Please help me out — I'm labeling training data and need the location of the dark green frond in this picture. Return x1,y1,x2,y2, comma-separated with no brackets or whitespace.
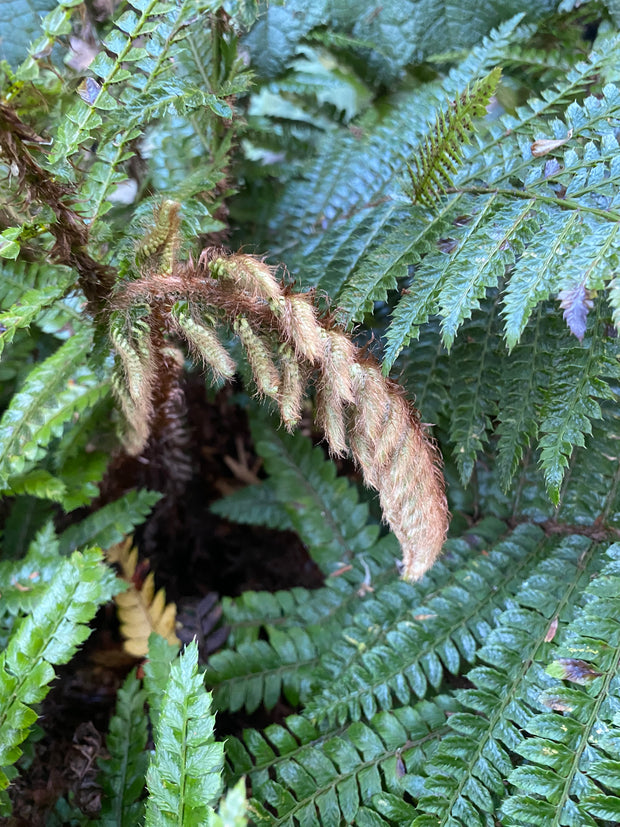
57,489,162,554
211,480,293,533
246,414,381,572
205,625,322,714
305,523,543,728
226,696,457,827
98,669,149,827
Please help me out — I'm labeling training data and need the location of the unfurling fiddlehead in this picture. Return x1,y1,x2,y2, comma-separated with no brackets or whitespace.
109,207,449,580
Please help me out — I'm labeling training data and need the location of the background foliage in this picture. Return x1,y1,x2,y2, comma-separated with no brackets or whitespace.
2,0,620,824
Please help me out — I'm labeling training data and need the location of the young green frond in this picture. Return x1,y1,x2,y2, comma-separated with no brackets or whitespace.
0,549,119,797
145,641,224,826
0,330,108,487
407,67,502,209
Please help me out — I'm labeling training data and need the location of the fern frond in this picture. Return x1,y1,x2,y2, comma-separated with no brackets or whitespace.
2,468,66,504
205,626,321,714
211,480,294,533
554,399,620,527
407,67,501,209
412,534,603,826
375,39,620,368
143,632,180,734
381,192,493,367
50,0,181,166
537,311,620,504
335,205,453,328
0,329,106,486
226,695,457,827
0,522,63,644
0,282,72,357
0,548,119,796
495,305,547,489
246,414,380,572
397,321,450,429
502,541,620,825
145,640,224,826
221,586,329,647
57,489,162,554
66,0,237,221
98,669,149,827
106,538,180,657
305,523,546,728
266,17,528,289
447,304,502,484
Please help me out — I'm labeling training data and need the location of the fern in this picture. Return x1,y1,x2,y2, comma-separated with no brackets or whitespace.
98,669,149,827
0,547,119,804
382,43,620,365
4,1,620,822
265,16,529,289
0,329,108,486
305,522,545,727
502,542,620,825
411,534,604,826
407,67,502,209
244,413,381,572
226,695,457,826
143,633,181,734
211,479,293,532
145,640,224,826
106,538,180,657
537,309,620,503
57,489,162,554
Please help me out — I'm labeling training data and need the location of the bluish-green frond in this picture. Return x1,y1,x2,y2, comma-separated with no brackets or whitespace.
412,533,606,827
502,541,620,826
537,308,620,504
305,522,543,728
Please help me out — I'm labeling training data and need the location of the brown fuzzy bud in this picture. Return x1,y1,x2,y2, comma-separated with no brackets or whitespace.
109,312,156,455
136,200,181,274
279,347,304,430
110,248,449,579
172,305,236,380
276,294,323,363
349,361,448,581
211,254,283,304
235,317,280,399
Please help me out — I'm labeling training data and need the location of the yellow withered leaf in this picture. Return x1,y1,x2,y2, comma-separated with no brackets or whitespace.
106,538,180,657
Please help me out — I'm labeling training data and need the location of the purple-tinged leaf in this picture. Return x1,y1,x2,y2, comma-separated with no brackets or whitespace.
559,283,593,341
